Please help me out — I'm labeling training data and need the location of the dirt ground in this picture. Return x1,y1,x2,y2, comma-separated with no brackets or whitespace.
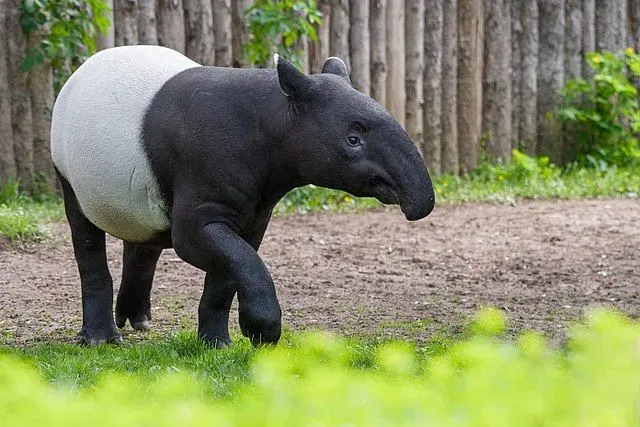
1,199,638,346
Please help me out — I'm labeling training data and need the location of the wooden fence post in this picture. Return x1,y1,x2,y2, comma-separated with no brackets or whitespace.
114,0,139,46
213,0,233,66
138,0,158,44
537,0,565,164
423,0,443,173
0,0,17,185
184,0,215,64
7,0,34,191
386,0,405,125
369,0,387,105
441,0,458,173
519,0,538,154
330,0,351,68
350,0,371,95
458,0,483,173
405,0,424,145
157,0,186,53
483,0,512,162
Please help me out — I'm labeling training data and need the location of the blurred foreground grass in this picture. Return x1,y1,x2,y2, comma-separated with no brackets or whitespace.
0,308,638,425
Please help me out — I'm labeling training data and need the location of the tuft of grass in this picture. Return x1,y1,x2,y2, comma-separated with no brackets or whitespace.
435,151,640,204
0,181,63,244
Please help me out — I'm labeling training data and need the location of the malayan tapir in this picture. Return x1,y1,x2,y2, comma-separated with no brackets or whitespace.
51,45,435,347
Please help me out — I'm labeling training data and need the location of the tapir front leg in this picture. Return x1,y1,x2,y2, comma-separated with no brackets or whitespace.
172,212,281,347
196,210,273,347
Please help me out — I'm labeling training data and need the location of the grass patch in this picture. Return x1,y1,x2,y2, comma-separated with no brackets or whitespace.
0,309,638,425
0,181,63,244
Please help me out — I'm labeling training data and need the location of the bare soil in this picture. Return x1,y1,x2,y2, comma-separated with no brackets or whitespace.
1,199,638,346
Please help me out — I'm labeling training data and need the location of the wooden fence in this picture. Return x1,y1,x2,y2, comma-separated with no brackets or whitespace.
0,0,638,191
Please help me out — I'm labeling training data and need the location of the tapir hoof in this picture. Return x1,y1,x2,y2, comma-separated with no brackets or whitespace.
115,311,151,331
239,310,281,348
76,327,122,346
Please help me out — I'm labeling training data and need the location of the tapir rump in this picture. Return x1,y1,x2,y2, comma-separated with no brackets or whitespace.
51,45,435,347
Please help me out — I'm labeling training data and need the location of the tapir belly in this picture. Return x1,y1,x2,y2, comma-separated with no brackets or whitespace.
51,46,200,242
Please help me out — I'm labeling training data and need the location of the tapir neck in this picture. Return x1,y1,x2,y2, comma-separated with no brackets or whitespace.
251,85,308,209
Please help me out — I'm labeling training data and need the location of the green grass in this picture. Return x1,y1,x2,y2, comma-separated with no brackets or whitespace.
2,151,638,243
0,309,638,425
0,181,63,244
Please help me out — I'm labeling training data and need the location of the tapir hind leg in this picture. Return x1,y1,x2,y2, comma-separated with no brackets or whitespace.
57,171,122,345
115,243,162,331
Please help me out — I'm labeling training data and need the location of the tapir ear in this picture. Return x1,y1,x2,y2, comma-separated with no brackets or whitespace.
321,57,351,85
275,53,312,99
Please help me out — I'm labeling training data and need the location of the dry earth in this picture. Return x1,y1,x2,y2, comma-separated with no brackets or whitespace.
1,199,638,346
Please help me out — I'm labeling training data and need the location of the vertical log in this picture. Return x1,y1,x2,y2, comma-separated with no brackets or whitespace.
97,0,116,50
7,0,34,191
537,0,565,163
405,0,424,145
631,0,640,50
595,0,624,51
157,0,186,53
441,0,457,173
232,0,252,67
350,0,370,95
310,0,331,74
28,28,56,190
564,0,583,161
138,0,158,44
386,0,405,125
184,0,214,64
565,0,582,79
582,0,595,78
423,0,443,173
457,0,483,173
483,0,512,162
213,0,233,66
520,0,538,154
330,0,351,69
617,0,628,50
369,0,387,104
510,0,522,148
0,0,16,184
114,0,139,46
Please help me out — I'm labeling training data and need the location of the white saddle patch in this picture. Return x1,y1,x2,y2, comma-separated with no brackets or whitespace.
51,45,200,242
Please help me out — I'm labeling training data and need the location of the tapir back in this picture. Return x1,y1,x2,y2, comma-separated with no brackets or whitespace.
51,46,200,242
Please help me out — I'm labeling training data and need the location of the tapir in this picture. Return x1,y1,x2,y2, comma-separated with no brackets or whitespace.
51,45,435,347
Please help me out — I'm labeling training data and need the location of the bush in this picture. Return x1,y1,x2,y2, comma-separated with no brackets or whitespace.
1,309,639,425
557,49,640,169
245,0,321,68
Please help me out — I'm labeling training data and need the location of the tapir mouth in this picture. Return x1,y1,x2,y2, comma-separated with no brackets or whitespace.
369,175,400,205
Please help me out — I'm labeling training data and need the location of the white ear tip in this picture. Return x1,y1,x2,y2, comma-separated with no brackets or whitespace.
274,53,280,66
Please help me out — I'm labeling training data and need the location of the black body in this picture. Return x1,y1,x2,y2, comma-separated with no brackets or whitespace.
61,56,435,347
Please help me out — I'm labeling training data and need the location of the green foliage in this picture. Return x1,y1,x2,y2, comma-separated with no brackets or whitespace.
20,0,111,89
1,309,639,425
435,149,640,204
245,0,322,68
0,181,63,243
557,49,640,169
275,184,380,215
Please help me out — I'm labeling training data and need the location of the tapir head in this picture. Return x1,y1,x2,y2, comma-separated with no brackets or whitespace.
276,55,435,221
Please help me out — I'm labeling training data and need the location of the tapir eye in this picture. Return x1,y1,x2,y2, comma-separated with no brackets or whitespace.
347,136,361,147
